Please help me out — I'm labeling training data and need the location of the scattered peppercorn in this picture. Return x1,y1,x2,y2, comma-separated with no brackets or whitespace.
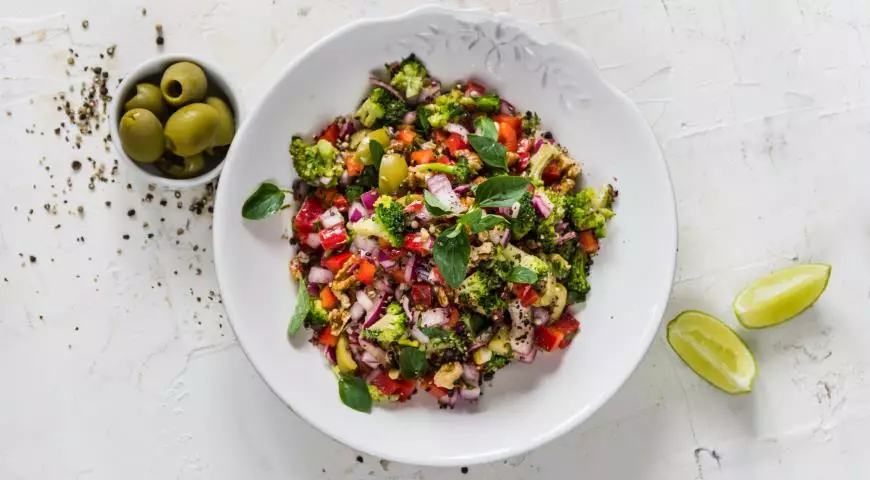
71,160,81,171
81,20,89,29
29,255,37,263
355,456,363,463
127,209,135,217
461,467,468,474
122,234,130,240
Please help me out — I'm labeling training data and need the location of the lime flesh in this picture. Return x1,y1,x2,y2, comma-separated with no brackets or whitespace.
733,264,831,329
667,310,757,394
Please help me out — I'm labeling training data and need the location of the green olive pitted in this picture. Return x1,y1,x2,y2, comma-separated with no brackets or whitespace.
118,108,164,163
160,61,208,107
205,96,235,147
124,83,167,118
157,153,206,178
163,103,220,157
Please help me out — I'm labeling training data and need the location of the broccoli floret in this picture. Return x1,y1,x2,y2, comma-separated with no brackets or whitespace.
500,244,551,281
344,185,364,205
473,93,500,112
527,142,560,182
533,190,568,251
355,87,408,128
424,89,467,129
389,55,428,99
565,250,591,303
414,155,473,183
362,302,408,347
307,300,329,326
510,191,536,239
569,186,616,238
546,253,571,281
522,111,541,135
482,354,512,381
458,269,507,315
349,196,408,247
289,137,344,187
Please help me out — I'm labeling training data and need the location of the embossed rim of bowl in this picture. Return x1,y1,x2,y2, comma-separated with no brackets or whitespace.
213,5,677,466
109,53,243,189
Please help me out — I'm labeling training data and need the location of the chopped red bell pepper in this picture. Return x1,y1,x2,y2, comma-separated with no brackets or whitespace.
436,155,451,165
355,259,376,285
317,328,338,347
444,133,468,157
542,160,561,184
419,375,449,399
497,120,518,153
318,122,339,145
394,379,417,401
410,149,435,165
535,325,564,352
410,283,432,307
371,372,417,401
433,130,449,144
293,197,325,236
511,283,540,307
319,224,349,250
403,232,431,256
492,114,522,131
464,81,486,97
446,307,459,329
322,251,353,274
403,200,424,213
390,268,406,284
396,128,416,145
551,313,581,348
578,230,599,254
319,286,338,310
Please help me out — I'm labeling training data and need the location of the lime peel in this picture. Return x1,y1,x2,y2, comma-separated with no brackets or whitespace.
733,264,831,329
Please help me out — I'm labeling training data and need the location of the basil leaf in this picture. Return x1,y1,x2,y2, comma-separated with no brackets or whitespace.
242,182,286,219
369,139,385,169
459,208,482,227
474,176,530,208
468,134,507,170
471,213,508,233
423,189,452,216
462,313,489,335
398,347,429,379
338,375,373,413
433,225,470,288
288,278,311,336
419,327,452,339
357,165,378,188
475,116,498,141
507,267,538,284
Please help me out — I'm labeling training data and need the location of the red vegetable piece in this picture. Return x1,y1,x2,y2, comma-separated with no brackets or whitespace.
293,197,325,236
319,224,349,250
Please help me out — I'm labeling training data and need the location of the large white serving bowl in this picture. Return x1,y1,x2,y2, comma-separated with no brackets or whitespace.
213,5,677,467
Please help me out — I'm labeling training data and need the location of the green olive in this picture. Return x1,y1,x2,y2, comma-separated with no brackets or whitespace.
160,61,208,107
118,108,164,163
378,153,408,195
163,103,220,157
356,128,391,165
204,97,235,147
157,153,206,178
124,83,167,118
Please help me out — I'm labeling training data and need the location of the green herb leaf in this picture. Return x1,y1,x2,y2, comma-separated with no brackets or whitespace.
474,176,531,208
369,139,385,169
417,105,430,133
459,207,482,226
357,165,378,188
462,313,489,335
242,182,286,219
507,267,538,284
423,189,452,216
475,116,499,141
468,134,507,170
288,278,311,336
338,375,373,413
419,327,452,339
398,347,429,379
459,208,508,233
433,225,471,288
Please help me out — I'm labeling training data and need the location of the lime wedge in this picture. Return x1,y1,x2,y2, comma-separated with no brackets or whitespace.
733,264,831,329
667,310,756,394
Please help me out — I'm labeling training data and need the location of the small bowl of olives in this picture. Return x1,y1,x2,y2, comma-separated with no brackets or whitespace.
110,54,242,188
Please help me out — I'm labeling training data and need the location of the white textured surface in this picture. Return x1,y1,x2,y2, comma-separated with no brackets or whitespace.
0,0,868,478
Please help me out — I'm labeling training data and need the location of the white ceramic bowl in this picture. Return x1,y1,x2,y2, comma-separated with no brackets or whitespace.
109,53,243,189
213,6,677,466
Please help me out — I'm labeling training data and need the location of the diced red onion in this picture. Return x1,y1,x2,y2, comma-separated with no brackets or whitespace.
556,221,568,233
446,123,469,139
496,206,511,217
500,99,516,115
348,202,367,222
427,174,463,213
379,259,397,269
307,266,334,284
556,231,577,244
460,385,481,401
517,348,537,363
533,138,545,153
410,325,430,344
363,294,387,328
404,255,416,285
415,208,433,223
360,339,390,366
509,299,534,356
532,307,549,326
462,364,480,385
421,308,450,327
338,117,356,139
350,302,366,322
489,228,510,245
419,80,441,101
360,352,380,369
414,264,432,283
356,290,374,311
532,192,554,218
352,235,377,254
509,202,522,219
305,233,321,249
453,184,471,195
307,283,320,296
324,345,336,364
361,190,379,211
369,77,404,100
400,296,415,324
319,207,344,229
403,111,417,125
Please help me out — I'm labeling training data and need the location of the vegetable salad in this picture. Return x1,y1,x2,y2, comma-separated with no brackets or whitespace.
242,56,616,413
